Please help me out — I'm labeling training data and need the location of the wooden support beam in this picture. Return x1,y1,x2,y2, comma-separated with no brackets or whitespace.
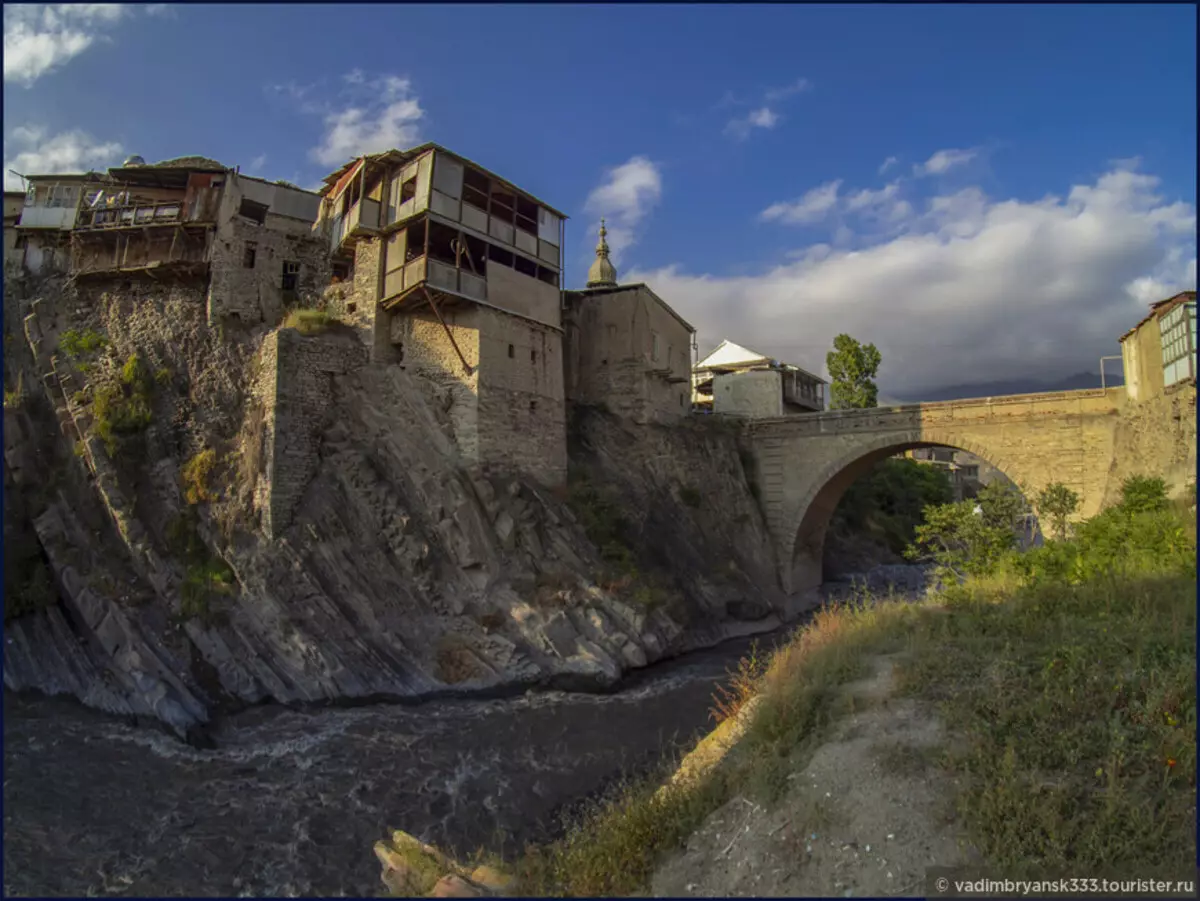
421,286,474,377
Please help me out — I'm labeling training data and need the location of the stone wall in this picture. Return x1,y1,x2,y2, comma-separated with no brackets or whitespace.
390,304,566,486
1102,382,1196,505
563,286,692,424
258,327,367,537
1120,314,1165,403
713,370,783,418
747,389,1139,593
206,216,330,326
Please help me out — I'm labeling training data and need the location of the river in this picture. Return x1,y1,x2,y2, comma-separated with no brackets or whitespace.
2,568,928,897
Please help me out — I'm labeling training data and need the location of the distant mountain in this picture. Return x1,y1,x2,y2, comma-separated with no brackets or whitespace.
890,371,1123,404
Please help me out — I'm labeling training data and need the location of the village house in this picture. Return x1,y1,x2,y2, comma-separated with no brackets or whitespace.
1120,290,1197,402
692,339,826,417
311,143,569,485
4,190,24,270
12,156,329,322
561,220,696,424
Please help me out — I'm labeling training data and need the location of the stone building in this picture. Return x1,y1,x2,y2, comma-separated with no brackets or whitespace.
561,221,696,423
311,143,569,486
1120,290,1196,402
12,156,329,319
12,171,107,275
692,339,826,417
3,190,24,270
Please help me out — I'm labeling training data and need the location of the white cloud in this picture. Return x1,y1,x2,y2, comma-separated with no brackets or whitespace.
248,153,268,174
629,161,1196,397
759,180,843,225
726,106,780,141
583,156,663,260
2,4,153,85
764,78,812,102
3,125,123,190
309,73,424,167
878,156,898,175
914,147,979,177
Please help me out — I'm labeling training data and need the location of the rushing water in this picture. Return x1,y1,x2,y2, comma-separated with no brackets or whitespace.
2,568,929,898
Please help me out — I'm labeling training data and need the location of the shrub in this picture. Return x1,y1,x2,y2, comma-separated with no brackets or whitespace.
181,448,219,505
92,352,154,456
1035,481,1080,542
167,512,236,624
58,328,107,359
1117,475,1168,515
3,372,25,410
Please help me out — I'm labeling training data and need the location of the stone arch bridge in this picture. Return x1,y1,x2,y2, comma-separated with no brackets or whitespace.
743,388,1128,595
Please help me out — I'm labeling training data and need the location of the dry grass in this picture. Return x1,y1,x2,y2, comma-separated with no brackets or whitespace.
282,309,336,336
499,535,1195,895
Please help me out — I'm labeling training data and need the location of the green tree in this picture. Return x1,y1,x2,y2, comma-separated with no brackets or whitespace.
825,334,882,410
1118,475,1168,515
906,479,1028,579
1036,482,1080,542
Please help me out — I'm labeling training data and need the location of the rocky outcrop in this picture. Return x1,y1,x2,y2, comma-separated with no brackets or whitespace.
2,279,791,736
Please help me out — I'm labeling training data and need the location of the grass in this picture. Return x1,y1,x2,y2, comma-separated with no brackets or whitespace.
492,507,1196,896
282,308,337,336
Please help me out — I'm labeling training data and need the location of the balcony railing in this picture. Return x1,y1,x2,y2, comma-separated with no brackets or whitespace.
76,201,186,230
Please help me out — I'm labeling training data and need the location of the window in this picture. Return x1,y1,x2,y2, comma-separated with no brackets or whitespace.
332,261,350,282
531,349,537,363
462,167,489,211
239,198,268,225
347,302,357,314
515,196,538,236
536,265,559,287
400,176,417,203
282,261,300,292
513,254,537,278
243,242,257,269
651,332,660,361
507,344,514,358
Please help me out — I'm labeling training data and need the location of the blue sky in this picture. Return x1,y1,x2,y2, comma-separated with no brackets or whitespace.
4,3,1196,395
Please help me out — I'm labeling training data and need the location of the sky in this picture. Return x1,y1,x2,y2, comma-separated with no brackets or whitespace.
3,3,1196,397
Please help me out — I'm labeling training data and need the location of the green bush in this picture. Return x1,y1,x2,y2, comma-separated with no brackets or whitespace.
906,479,1028,579
1035,481,1080,542
58,328,107,359
92,352,154,456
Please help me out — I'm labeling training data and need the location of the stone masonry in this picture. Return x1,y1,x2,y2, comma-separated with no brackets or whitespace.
745,388,1141,594
255,327,368,537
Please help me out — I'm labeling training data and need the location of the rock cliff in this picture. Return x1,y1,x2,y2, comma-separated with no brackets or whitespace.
2,277,788,738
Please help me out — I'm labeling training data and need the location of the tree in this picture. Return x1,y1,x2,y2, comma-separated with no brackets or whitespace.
1036,482,1080,542
826,334,882,410
906,479,1029,579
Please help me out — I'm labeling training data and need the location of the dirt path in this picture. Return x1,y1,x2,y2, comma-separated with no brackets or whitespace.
651,655,982,898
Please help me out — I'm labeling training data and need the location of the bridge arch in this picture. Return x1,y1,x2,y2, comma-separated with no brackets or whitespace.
782,428,1035,597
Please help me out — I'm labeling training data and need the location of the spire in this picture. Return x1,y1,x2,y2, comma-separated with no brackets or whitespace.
586,217,618,288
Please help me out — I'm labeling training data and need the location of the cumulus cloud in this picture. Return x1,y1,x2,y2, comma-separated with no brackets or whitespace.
3,125,123,190
914,147,979,177
2,4,163,85
759,180,843,225
726,106,780,140
583,156,663,260
310,73,424,167
630,161,1196,398
878,156,898,175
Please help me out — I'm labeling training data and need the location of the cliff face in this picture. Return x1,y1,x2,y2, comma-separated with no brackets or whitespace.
2,278,787,738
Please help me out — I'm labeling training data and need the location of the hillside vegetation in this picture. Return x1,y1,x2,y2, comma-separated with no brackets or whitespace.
426,474,1196,896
